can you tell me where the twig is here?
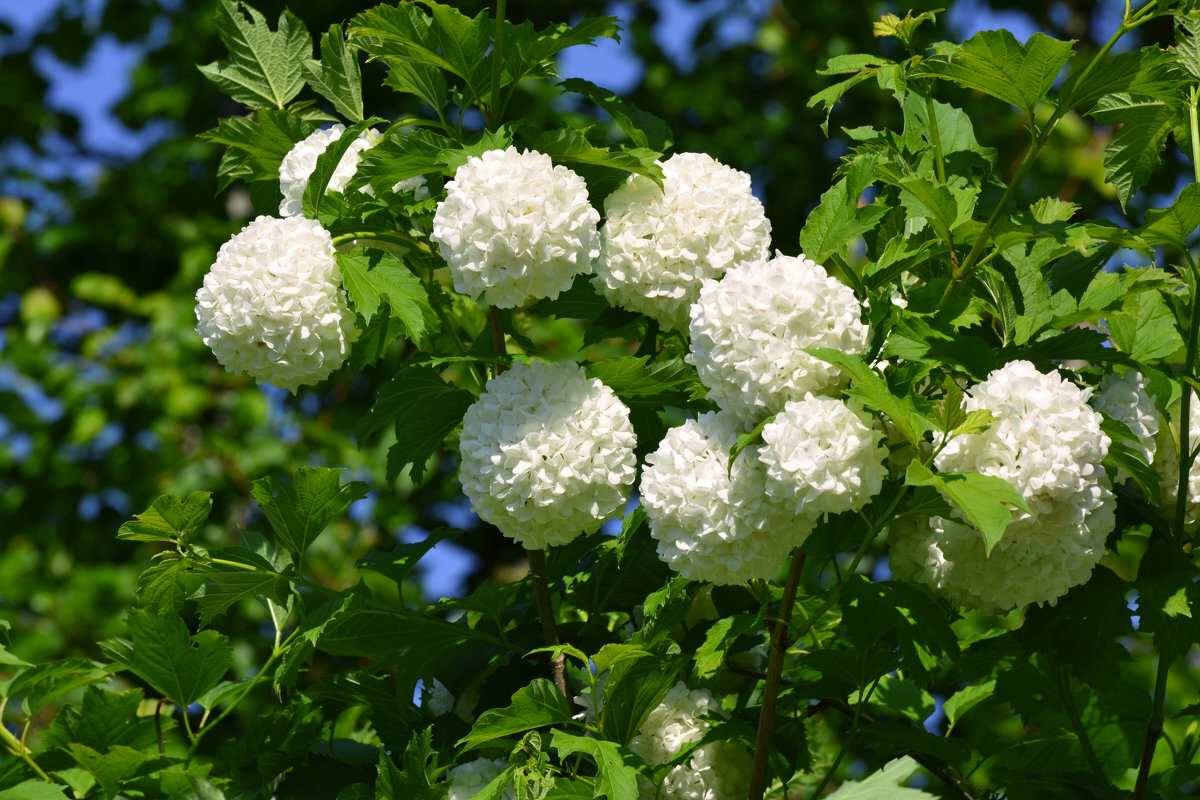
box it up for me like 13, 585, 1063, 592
748, 549, 805, 800
527, 548, 571, 705
155, 698, 169, 755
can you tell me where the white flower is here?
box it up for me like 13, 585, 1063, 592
630, 682, 752, 800
431, 147, 600, 308
457, 360, 636, 549
594, 152, 771, 333
446, 758, 513, 800
1092, 370, 1158, 479
889, 360, 1115, 612
641, 411, 812, 584
279, 125, 378, 217
392, 174, 431, 200
688, 253, 869, 425
760, 395, 887, 518
1152, 397, 1200, 525
423, 678, 454, 716
195, 216, 358, 392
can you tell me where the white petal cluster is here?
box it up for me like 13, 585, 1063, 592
889, 361, 1115, 612
278, 125, 380, 217
760, 395, 887, 518
641, 411, 812, 584
423, 678, 454, 717
195, 216, 358, 392
1153, 398, 1200, 525
688, 254, 869, 425
458, 360, 636, 549
630, 682, 751, 800
431, 147, 599, 308
594, 152, 771, 333
1092, 370, 1158, 474
445, 758, 513, 800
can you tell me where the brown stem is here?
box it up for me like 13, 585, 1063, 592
527, 548, 570, 703
489, 305, 506, 360
748, 549, 805, 800
155, 698, 169, 755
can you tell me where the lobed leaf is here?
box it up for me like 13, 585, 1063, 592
199, 0, 309, 110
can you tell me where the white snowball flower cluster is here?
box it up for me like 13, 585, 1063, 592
594, 152, 771, 333
457, 360, 636, 549
1152, 398, 1200, 525
279, 126, 430, 218
1092, 370, 1158, 476
760, 395, 888, 518
889, 361, 1115, 612
279, 125, 377, 217
629, 682, 752, 800
641, 411, 813, 584
431, 147, 599, 308
195, 216, 358, 392
688, 253, 869, 425
445, 758, 513, 800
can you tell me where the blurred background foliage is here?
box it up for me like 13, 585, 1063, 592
0, 0, 1191, 749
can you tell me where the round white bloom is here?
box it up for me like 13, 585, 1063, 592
458, 360, 636, 548
760, 395, 887, 518
641, 411, 812, 584
446, 758, 513, 800
1152, 397, 1200, 525
195, 216, 358, 392
595, 152, 771, 333
1092, 370, 1158, 478
430, 147, 600, 308
630, 682, 751, 800
890, 360, 1115, 612
279, 125, 380, 217
423, 678, 454, 716
688, 254, 869, 424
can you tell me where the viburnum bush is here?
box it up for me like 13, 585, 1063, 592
8, 1, 1200, 798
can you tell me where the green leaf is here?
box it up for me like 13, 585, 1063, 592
43, 687, 159, 753
904, 461, 1032, 555
808, 59, 892, 134
1139, 182, 1200, 247
100, 610, 231, 708
198, 0, 309, 110
944, 680, 997, 731
799, 155, 888, 264
338, 251, 433, 340
873, 10, 938, 51
1059, 46, 1179, 115
728, 414, 775, 477
357, 366, 474, 484
550, 731, 640, 800
1091, 93, 1179, 210
376, 729, 441, 800
585, 356, 703, 409
301, 118, 382, 216
117, 492, 212, 542
192, 570, 293, 626
250, 466, 369, 557
1178, 7, 1200, 81
301, 24, 363, 122
805, 348, 934, 446
600, 654, 687, 747
356, 528, 448, 587
1107, 287, 1183, 362
200, 109, 316, 190
693, 615, 759, 680
0, 782, 70, 800
825, 756, 935, 799
500, 17, 621, 88
458, 679, 573, 751
913, 30, 1076, 117
528, 127, 662, 185
2, 658, 108, 716
842, 576, 958, 674
559, 78, 672, 151
67, 744, 172, 800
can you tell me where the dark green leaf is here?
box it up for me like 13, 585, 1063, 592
198, 0, 309, 110
559, 78, 672, 151
200, 109, 316, 190
601, 654, 687, 747
805, 348, 934, 446
458, 679, 573, 751
301, 24, 363, 122
100, 610, 231, 708
338, 251, 433, 341
117, 492, 212, 542
301, 118, 382, 216
913, 30, 1076, 117
1139, 181, 1200, 247
1091, 93, 1179, 210
1059, 46, 1179, 115
799, 155, 888, 264
192, 570, 293, 626
550, 731, 640, 800
250, 466, 369, 557
904, 461, 1032, 555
